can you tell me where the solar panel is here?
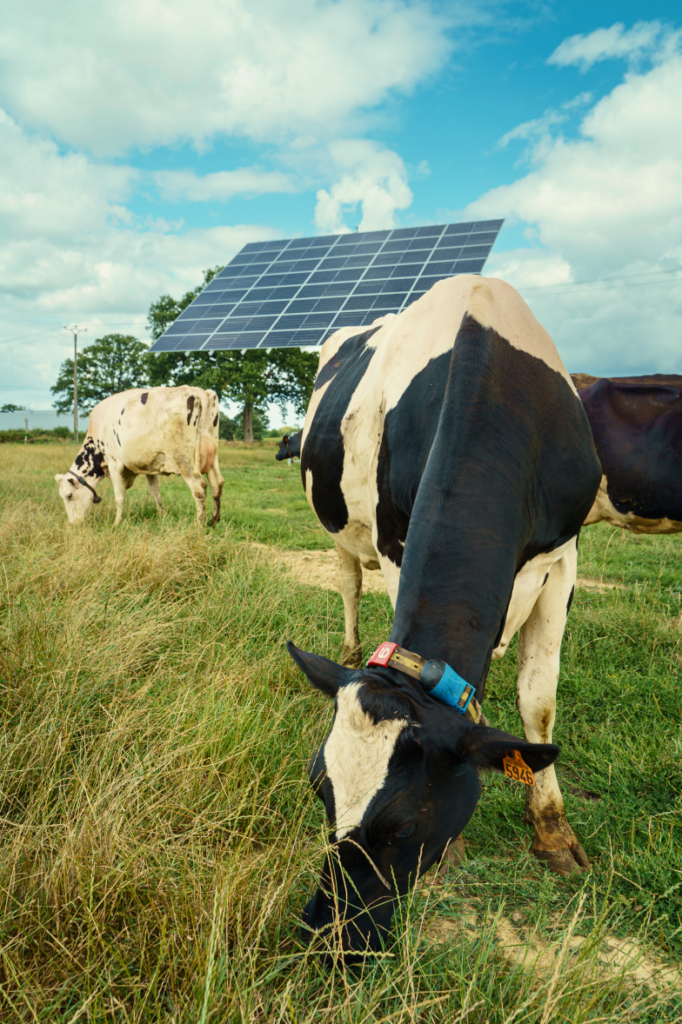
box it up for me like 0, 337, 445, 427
149, 219, 504, 352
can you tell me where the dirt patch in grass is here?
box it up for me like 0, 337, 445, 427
252, 544, 388, 593
255, 546, 626, 597
423, 891, 682, 996
577, 576, 624, 591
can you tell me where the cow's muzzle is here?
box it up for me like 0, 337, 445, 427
301, 888, 392, 961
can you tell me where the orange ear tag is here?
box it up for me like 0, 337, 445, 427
503, 749, 535, 786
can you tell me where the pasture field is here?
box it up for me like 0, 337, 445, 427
0, 441, 681, 1023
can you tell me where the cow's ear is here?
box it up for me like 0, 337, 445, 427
457, 725, 559, 774
54, 473, 65, 483
287, 641, 360, 698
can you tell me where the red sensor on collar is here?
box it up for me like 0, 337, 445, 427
368, 642, 399, 667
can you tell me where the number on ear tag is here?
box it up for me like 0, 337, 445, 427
502, 749, 535, 786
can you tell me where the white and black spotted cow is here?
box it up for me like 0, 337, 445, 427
287, 275, 601, 955
55, 386, 224, 526
275, 429, 302, 464
572, 373, 682, 534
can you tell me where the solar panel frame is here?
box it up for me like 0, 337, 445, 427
149, 219, 503, 352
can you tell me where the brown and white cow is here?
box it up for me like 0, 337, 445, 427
572, 373, 682, 534
288, 275, 601, 954
55, 386, 224, 526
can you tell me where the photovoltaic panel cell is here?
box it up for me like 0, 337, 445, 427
149, 219, 503, 352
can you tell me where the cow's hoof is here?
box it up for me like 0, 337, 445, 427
209, 515, 221, 528
340, 645, 363, 668
533, 843, 591, 876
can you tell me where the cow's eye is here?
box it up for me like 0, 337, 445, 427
395, 823, 416, 840
66, 493, 73, 500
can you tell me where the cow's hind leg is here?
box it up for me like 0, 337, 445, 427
183, 473, 207, 525
207, 463, 223, 527
516, 538, 590, 876
146, 475, 164, 516
335, 542, 363, 667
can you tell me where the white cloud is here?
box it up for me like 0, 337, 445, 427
0, 109, 135, 252
498, 93, 592, 149
0, 107, 280, 408
153, 168, 295, 203
315, 140, 413, 233
0, 0, 451, 157
467, 40, 682, 375
547, 21, 664, 72
0, 0, 455, 410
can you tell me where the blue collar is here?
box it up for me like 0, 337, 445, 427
368, 641, 476, 715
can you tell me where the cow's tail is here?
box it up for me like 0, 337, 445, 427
192, 392, 204, 476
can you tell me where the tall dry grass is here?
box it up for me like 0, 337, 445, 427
0, 449, 679, 1021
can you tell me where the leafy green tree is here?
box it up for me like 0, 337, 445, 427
147, 267, 223, 341
1, 403, 24, 413
51, 334, 150, 414
191, 349, 317, 443
266, 348, 318, 418
220, 408, 268, 442
200, 350, 270, 444
146, 266, 319, 444
145, 266, 223, 391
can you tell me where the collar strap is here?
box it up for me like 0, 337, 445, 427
368, 641, 477, 718
69, 475, 102, 503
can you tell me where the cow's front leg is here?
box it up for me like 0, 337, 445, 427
110, 468, 130, 525
516, 538, 590, 876
146, 475, 164, 515
335, 542, 363, 667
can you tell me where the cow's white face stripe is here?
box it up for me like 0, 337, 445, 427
324, 683, 407, 839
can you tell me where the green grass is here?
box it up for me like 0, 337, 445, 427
0, 442, 680, 1022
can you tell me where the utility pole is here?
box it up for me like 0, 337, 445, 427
63, 325, 86, 442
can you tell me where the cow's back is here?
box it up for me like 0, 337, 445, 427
302, 275, 592, 561
89, 386, 217, 476
580, 375, 682, 526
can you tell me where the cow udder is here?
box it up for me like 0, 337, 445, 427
200, 436, 215, 474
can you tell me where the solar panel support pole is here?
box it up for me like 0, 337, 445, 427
63, 325, 86, 442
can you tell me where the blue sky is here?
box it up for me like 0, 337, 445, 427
1, 0, 681, 420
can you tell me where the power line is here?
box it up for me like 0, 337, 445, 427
0, 329, 63, 345
2, 269, 681, 348
0, 384, 58, 392
1, 323, 150, 345
506, 266, 682, 295
521, 275, 682, 299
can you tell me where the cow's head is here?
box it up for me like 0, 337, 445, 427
275, 436, 291, 461
54, 474, 97, 524
288, 642, 559, 958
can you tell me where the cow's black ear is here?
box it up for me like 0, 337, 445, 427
457, 725, 559, 774
287, 642, 360, 698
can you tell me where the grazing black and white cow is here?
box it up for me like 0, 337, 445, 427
55, 386, 224, 526
275, 429, 302, 463
572, 373, 682, 534
287, 275, 601, 955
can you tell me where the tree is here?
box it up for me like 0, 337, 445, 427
1, 403, 24, 413
51, 334, 150, 414
147, 267, 223, 341
145, 266, 223, 393
146, 267, 319, 444
267, 348, 318, 418
219, 408, 268, 441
